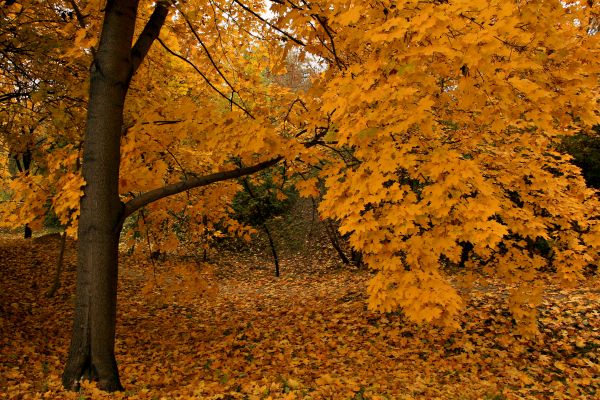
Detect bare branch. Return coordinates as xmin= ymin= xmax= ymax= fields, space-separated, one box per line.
xmin=66 ymin=0 xmax=87 ymax=29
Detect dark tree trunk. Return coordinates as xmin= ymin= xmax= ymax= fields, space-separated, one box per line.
xmin=351 ymin=248 xmax=364 ymax=268
xmin=58 ymin=0 xmax=280 ymax=392
xmin=45 ymin=231 xmax=67 ymax=298
xmin=22 ymin=148 xmax=32 ymax=171
xmin=62 ymin=0 xmax=140 ymax=391
xmin=24 ymin=224 xmax=32 ymax=239
xmin=262 ymin=222 xmax=280 ymax=277
xmin=21 ymin=150 xmax=33 ymax=239
xmin=324 ymin=219 xmax=350 ymax=265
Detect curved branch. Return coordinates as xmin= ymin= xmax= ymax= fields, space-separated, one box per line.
xmin=312 ymin=14 xmax=344 ymax=69
xmin=122 ymin=156 xmax=283 ymax=219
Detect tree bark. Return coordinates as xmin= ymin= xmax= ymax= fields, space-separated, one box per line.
xmin=62 ymin=0 xmax=141 ymax=391
xmin=60 ymin=0 xmax=280 ymax=391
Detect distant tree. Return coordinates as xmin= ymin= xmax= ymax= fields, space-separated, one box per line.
xmin=231 ymin=165 xmax=297 ymax=277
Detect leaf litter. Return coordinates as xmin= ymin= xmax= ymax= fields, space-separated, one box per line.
xmin=0 ymin=236 xmax=598 ymax=399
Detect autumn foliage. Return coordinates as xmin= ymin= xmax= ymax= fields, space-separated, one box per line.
xmin=1 ymin=0 xmax=599 ymax=396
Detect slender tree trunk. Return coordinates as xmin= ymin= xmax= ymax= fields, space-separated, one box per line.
xmin=45 ymin=231 xmax=67 ymax=298
xmin=21 ymin=151 xmax=33 ymax=239
xmin=262 ymin=222 xmax=280 ymax=277
xmin=351 ymin=248 xmax=364 ymax=268
xmin=324 ymin=219 xmax=350 ymax=265
xmin=24 ymin=224 xmax=32 ymax=239
xmin=62 ymin=0 xmax=140 ymax=391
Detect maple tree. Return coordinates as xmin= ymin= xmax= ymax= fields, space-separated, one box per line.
xmin=0 ymin=0 xmax=599 ymax=394
xmin=289 ymin=0 xmax=600 ymax=332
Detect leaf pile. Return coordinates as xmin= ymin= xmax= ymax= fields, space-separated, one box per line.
xmin=1 ymin=236 xmax=598 ymax=399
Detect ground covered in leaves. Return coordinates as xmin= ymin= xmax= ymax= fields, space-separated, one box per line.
xmin=1 ymin=235 xmax=599 ymax=399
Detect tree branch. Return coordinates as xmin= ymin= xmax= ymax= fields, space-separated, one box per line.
xmin=156 ymin=37 xmax=255 ymax=119
xmin=232 ymin=0 xmax=306 ymax=46
xmin=176 ymin=5 xmax=237 ymax=94
xmin=312 ymin=14 xmax=344 ymax=69
xmin=131 ymin=1 xmax=170 ymax=76
xmin=122 ymin=156 xmax=283 ymax=219
xmin=67 ymin=0 xmax=87 ymax=29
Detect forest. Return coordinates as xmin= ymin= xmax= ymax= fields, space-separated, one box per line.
xmin=0 ymin=0 xmax=599 ymax=398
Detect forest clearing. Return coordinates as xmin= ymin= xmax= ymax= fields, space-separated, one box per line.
xmin=1 ymin=233 xmax=598 ymax=399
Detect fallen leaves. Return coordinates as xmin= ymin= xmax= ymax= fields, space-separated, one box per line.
xmin=0 ymin=236 xmax=598 ymax=399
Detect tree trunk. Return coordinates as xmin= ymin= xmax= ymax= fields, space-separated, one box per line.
xmin=22 ymin=150 xmax=33 ymax=239
xmin=24 ymin=224 xmax=32 ymax=239
xmin=62 ymin=0 xmax=140 ymax=391
xmin=45 ymin=231 xmax=67 ymax=298
xmin=262 ymin=222 xmax=280 ymax=277
xmin=324 ymin=219 xmax=350 ymax=265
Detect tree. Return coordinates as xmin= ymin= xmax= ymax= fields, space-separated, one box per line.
xmin=288 ymin=0 xmax=600 ymax=332
xmin=58 ymin=0 xmax=284 ymax=390
xmin=560 ymin=125 xmax=600 ymax=188
xmin=231 ymin=165 xmax=298 ymax=276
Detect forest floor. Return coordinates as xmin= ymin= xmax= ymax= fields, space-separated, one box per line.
xmin=0 ymin=233 xmax=599 ymax=400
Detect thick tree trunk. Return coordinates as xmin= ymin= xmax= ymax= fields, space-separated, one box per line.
xmin=62 ymin=0 xmax=140 ymax=391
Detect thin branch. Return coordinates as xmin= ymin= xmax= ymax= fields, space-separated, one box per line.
xmin=140 ymin=131 xmax=189 ymax=179
xmin=312 ymin=14 xmax=344 ymax=69
xmin=176 ymin=5 xmax=237 ymax=94
xmin=66 ymin=0 xmax=87 ymax=29
xmin=131 ymin=1 xmax=169 ymax=76
xmin=284 ymin=97 xmax=308 ymax=122
xmin=156 ymin=37 xmax=255 ymax=119
xmin=209 ymin=0 xmax=265 ymax=42
xmin=232 ymin=0 xmax=306 ymax=46
xmin=122 ymin=156 xmax=283 ymax=219
xmin=459 ymin=12 xmax=484 ymax=29
xmin=140 ymin=119 xmax=184 ymax=125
